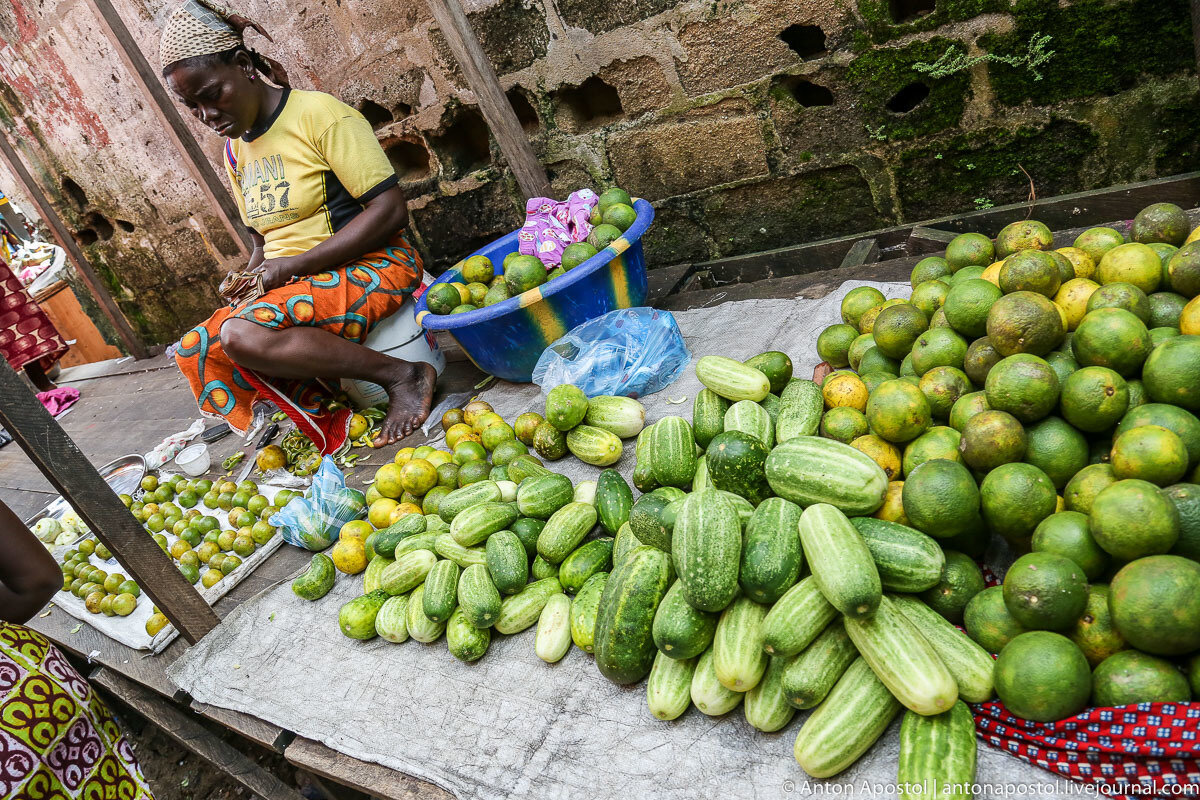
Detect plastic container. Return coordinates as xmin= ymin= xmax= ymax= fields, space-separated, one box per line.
xmin=342 ymin=297 xmax=447 ymax=408
xmin=414 ymin=198 xmax=654 ymax=382
xmin=175 ymin=443 xmax=210 ymax=476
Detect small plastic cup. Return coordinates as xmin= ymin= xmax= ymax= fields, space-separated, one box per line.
xmin=175 ymin=443 xmax=210 ymax=476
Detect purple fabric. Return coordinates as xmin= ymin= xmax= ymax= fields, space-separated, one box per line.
xmin=516 ymin=189 xmax=598 ymax=267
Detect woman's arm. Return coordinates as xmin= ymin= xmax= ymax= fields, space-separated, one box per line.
xmin=248 ymin=230 xmax=266 ymax=272
xmin=259 ymin=185 xmax=408 ymax=290
xmin=0 ymin=501 xmax=64 ymax=624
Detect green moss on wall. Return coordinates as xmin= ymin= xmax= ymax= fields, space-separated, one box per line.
xmin=856 ymin=0 xmax=1010 ymax=44
xmin=983 ymin=0 xmax=1192 ymax=106
xmin=1152 ymin=92 xmax=1200 ymax=176
xmin=846 ymin=38 xmax=971 ymax=141
xmin=895 ymin=118 xmax=1099 ymax=221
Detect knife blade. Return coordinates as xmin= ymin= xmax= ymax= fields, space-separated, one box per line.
xmin=235 ymin=422 xmax=280 ymax=483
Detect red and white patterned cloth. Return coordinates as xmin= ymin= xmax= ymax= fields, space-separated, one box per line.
xmin=0 ymin=256 xmax=66 ymax=373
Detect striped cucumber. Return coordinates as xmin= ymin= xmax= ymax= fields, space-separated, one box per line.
xmin=849 ymin=517 xmax=946 ymax=593
xmin=761 ymin=391 xmax=781 ymax=423
xmin=724 ymin=400 xmax=775 ymax=448
xmin=612 ymin=522 xmax=642 ymax=569
xmin=649 ymin=416 xmax=698 ymax=488
xmin=570 ymin=572 xmax=608 ymax=652
xmin=629 ymin=492 xmax=674 ymax=551
xmin=595 ymin=469 xmax=634 ymax=535
xmin=891 ymin=594 xmax=995 ymax=703
xmin=434 ymin=533 xmax=487 ymax=568
xmin=584 ymin=395 xmax=646 ymax=439
xmin=690 ymin=646 xmax=744 ymax=716
xmin=531 ymin=554 xmax=558 ymax=580
xmin=781 ymin=621 xmax=857 ymax=709
xmin=793 ymin=658 xmax=903 ymax=778
xmin=647 ymin=651 xmax=696 ymax=721
xmin=718 ymin=491 xmax=755 ymax=531
xmin=775 ymin=379 xmax=823 ymax=443
xmin=574 ymin=480 xmax=597 ymax=505
xmin=495 ymin=577 xmax=563 ymax=635
xmin=566 ymin=424 xmax=623 ymax=466
xmin=362 ymin=554 xmax=392 ymax=594
xmin=695 ymin=355 xmax=771 ymax=402
xmin=652 ymin=580 xmax=718 ymax=660
xmin=510 ymin=517 xmax=543 ymax=557
xmin=762 ymin=576 xmax=839 ymax=656
xmin=450 ymin=502 xmax=518 ymax=546
xmin=843 ymin=595 xmax=959 ymax=716
xmin=693 ymin=388 xmax=730 ymax=450
xmin=484 ymin=530 xmax=528 ymax=595
xmin=897 ymin=701 xmax=978 ymax=800
xmin=744 ymin=654 xmax=797 ymax=733
xmin=457 ymin=563 xmax=502 ymax=628
xmin=374 ymin=595 xmax=409 ymax=643
xmin=535 ymin=593 xmax=573 ymax=663
xmin=558 ymin=537 xmax=613 ymax=593
xmin=594 ymin=545 xmax=673 ymax=684
xmin=516 ymin=473 xmax=575 ymax=520
xmin=692 ymin=456 xmax=711 ymax=492
xmin=393 ymin=532 xmax=439 ymax=558
xmin=507 ymin=454 xmax=550 ymax=484
xmin=380 ymin=550 xmax=437 ymax=596
xmin=421 ymin=559 xmax=461 ymax=623
xmin=537 ymin=502 xmax=598 ymax=563
xmin=405 ymin=585 xmax=447 ymax=643
xmin=446 ymin=607 xmax=490 ymax=662
xmin=798 ymin=504 xmax=882 ymax=618
xmin=438 ymin=481 xmax=502 ymax=522
xmin=672 ymin=490 xmax=742 ymax=613
xmin=740 ymin=497 xmax=803 ymax=604
xmin=712 ymin=595 xmax=769 ymax=692
xmin=765 ymin=436 xmax=889 ymax=515
xmin=496 ymin=480 xmax=518 ymax=502
xmin=632 ymin=424 xmax=658 ymax=493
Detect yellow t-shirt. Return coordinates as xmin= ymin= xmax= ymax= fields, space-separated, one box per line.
xmin=224 ymin=89 xmax=398 ymax=260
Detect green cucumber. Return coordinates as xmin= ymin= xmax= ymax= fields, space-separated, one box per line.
xmin=338 ymin=589 xmax=389 ymax=640
xmin=449 ymin=502 xmax=519 ymax=546
xmin=745 ymin=351 xmax=793 ymax=393
xmin=740 ymin=497 xmax=803 ymax=604
xmin=612 ymin=522 xmax=642 ymax=569
xmin=495 ymin=577 xmax=562 ymax=634
xmin=652 ymin=580 xmax=718 ymax=660
xmin=793 ymin=657 xmax=903 ymax=778
xmin=706 ymin=430 xmax=772 ymax=505
xmin=776 ymin=379 xmax=823 ymax=443
xmin=292 ymin=553 xmax=336 ymax=600
xmin=374 ymin=595 xmax=409 ymax=643
xmin=744 ymin=654 xmax=796 ymax=733
xmin=629 ymin=492 xmax=673 ymax=551
xmin=649 ymin=416 xmax=697 ymax=488
xmin=537 ymin=502 xmax=598 ymax=563
xmin=693 ymin=388 xmax=730 ymax=449
xmin=595 ymin=469 xmax=634 ymax=534
xmin=672 ymin=489 xmax=742 ymax=613
xmin=781 ymin=621 xmax=856 ymax=709
xmin=507 ymin=454 xmax=550 ymax=485
xmin=725 ymin=400 xmax=775 ymax=448
xmin=457 ymin=563 xmax=502 ymax=628
xmin=765 ymin=436 xmax=889 ymax=515
xmin=566 ymin=424 xmax=623 ymax=466
xmin=381 ymin=549 xmax=437 ymax=596
xmin=394 ymin=532 xmax=439 ymax=558
xmin=515 ymin=473 xmax=575 ymax=520
xmin=446 ymin=607 xmax=490 ymax=661
xmin=843 ymin=595 xmax=959 ymax=716
xmin=510 ymin=517 xmax=544 ymax=557
xmin=761 ymin=391 xmax=781 ymax=423
xmin=558 ymin=537 xmax=613 ymax=593
xmin=574 ymin=480 xmax=597 ymax=505
xmin=434 ymin=533 xmax=487 ymax=568
xmin=690 ymin=646 xmax=744 ymax=716
xmin=849 ymin=517 xmax=946 ymax=593
xmin=647 ymin=651 xmax=696 ymax=721
xmin=897 ymin=701 xmax=978 ymax=799
xmin=692 ymin=456 xmax=711 ymax=492
xmin=718 ymin=490 xmax=755 ymax=531
xmin=424 ymin=514 xmax=449 ymax=532
xmin=372 ymin=514 xmax=427 ymax=557
xmin=570 ymin=572 xmax=608 ymax=652
xmin=632 ymin=425 xmax=658 ymax=493
xmin=405 ymin=585 xmax=447 ymax=643
xmin=762 ymin=576 xmax=839 ymax=657
xmin=798 ymin=503 xmax=882 ymax=618
xmin=422 ymin=559 xmax=461 ymax=623
xmin=362 ymin=554 xmax=392 ymax=594
xmin=438 ymin=481 xmax=502 ymax=522
xmin=535 ymin=593 xmax=573 ymax=663
xmin=891 ymin=594 xmax=995 ymax=703
xmin=584 ymin=395 xmax=646 ymax=438
xmin=484 ymin=530 xmax=528 ymax=595
xmin=531 ymin=554 xmax=559 ymax=580
xmin=696 ymin=355 xmax=771 ymax=402
xmin=594 ymin=545 xmax=673 ymax=684
xmin=712 ymin=595 xmax=769 ymax=692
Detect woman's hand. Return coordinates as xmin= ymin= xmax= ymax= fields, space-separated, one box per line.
xmin=258 ymin=257 xmax=301 ymax=292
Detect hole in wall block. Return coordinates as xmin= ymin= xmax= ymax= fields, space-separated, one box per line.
xmin=552 ymin=76 xmax=624 ymax=133
xmin=429 ymin=107 xmax=491 ymax=176
xmin=786 ymin=77 xmax=835 ymax=107
xmin=507 ymin=88 xmax=540 ymax=133
xmin=778 ymin=24 xmax=827 ymax=59
xmin=61 ymin=176 xmax=88 ymax=208
xmin=84 ymin=212 xmax=114 ymax=240
xmin=386 ymin=140 xmax=432 ymax=182
xmin=886 ymin=82 xmax=930 ymax=113
xmin=889 ymin=0 xmax=935 ymax=24
xmin=394 ymin=101 xmax=414 ymax=119
xmin=75 ymin=229 xmax=98 ymax=246
xmin=115 ymin=219 xmax=135 ymax=233
xmin=356 ymin=99 xmax=394 ymax=131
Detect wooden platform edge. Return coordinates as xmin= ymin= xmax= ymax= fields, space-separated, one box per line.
xmin=190 ymin=698 xmax=294 ymax=753
xmin=285 ymin=736 xmax=455 ymax=800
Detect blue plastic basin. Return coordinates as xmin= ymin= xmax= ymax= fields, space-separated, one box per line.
xmin=415 ymin=198 xmax=654 ymax=382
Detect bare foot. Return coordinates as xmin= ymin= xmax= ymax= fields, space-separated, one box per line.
xmin=374 ymin=360 xmax=437 ymax=445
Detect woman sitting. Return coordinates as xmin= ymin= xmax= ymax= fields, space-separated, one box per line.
xmin=161 ymin=0 xmax=436 ymax=451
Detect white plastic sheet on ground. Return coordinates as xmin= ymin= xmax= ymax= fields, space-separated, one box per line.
xmin=170 ymin=283 xmax=1065 ymax=799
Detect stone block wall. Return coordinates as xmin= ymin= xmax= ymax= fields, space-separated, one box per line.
xmin=1 ymin=0 xmax=1197 ymax=345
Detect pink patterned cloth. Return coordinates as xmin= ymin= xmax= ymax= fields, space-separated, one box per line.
xmin=516 ymin=189 xmax=598 ymax=267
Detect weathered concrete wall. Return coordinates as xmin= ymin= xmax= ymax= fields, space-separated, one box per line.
xmin=1 ymin=0 xmax=1197 ymax=344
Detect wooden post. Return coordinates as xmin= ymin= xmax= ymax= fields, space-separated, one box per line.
xmin=0 ymin=360 xmax=218 ymax=643
xmin=81 ymin=0 xmax=251 ymax=257
xmin=425 ymin=0 xmax=551 ymax=199
xmin=0 ymin=129 xmax=149 ymax=360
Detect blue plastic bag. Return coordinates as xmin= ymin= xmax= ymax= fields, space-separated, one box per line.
xmin=532 ymin=307 xmax=691 ymax=398
xmin=270 ymin=456 xmax=366 ymax=551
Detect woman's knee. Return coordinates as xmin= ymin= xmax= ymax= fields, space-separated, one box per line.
xmin=220 ymin=319 xmax=268 ymax=365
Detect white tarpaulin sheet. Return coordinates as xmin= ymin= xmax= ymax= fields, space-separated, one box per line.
xmin=170 ymin=283 xmax=1065 ymax=799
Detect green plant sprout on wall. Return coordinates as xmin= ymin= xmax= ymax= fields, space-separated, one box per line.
xmin=914 ymin=33 xmax=1055 ymax=80
xmin=865 ymin=124 xmax=889 ymax=141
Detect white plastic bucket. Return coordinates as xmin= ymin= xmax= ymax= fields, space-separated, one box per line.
xmin=342 ymin=297 xmax=446 ymax=409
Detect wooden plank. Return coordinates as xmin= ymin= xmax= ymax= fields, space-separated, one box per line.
xmin=190 ymin=699 xmax=293 ymax=752
xmin=35 ymin=282 xmax=124 ymax=367
xmin=0 ymin=359 xmax=218 ymax=642
xmin=91 ymin=668 xmax=306 ymax=800
xmin=839 ymin=238 xmax=880 ymax=269
xmin=81 ymin=0 xmax=251 ymax=257
xmin=424 ymin=0 xmax=550 ymax=199
xmin=285 ymin=737 xmax=454 ymax=800
xmin=646 ymin=262 xmax=697 ymax=304
xmin=906 ymin=226 xmax=958 ymax=256
xmin=0 ymin=128 xmax=148 ymax=358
